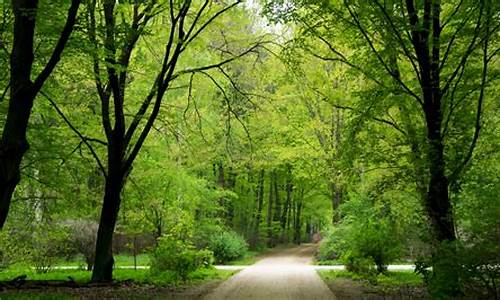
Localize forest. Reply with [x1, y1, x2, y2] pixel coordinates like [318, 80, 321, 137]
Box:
[0, 0, 499, 299]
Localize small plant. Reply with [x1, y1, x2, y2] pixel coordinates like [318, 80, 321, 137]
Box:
[208, 230, 248, 264]
[150, 235, 213, 281]
[29, 225, 70, 273]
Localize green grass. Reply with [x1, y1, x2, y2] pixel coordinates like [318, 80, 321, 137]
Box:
[319, 270, 424, 287]
[0, 268, 236, 299]
[0, 266, 235, 286]
[314, 259, 344, 266]
[53, 254, 150, 268]
[225, 250, 263, 265]
[314, 258, 415, 266]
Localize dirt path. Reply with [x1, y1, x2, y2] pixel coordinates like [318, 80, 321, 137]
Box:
[204, 244, 336, 300]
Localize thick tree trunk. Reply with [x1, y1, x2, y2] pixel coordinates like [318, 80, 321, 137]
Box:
[0, 0, 79, 229]
[92, 144, 125, 282]
[91, 177, 123, 282]
[0, 0, 38, 229]
[425, 109, 455, 242]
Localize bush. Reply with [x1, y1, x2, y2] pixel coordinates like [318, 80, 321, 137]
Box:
[416, 241, 500, 299]
[318, 192, 403, 274]
[208, 230, 248, 264]
[150, 235, 213, 281]
[0, 225, 69, 273]
[317, 229, 341, 261]
[29, 225, 70, 273]
[63, 219, 98, 270]
[0, 231, 19, 269]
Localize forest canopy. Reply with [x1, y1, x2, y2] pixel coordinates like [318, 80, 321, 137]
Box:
[0, 0, 498, 297]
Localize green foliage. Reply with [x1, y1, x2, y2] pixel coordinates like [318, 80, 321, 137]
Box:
[318, 193, 402, 274]
[416, 241, 500, 299]
[0, 225, 70, 273]
[319, 270, 423, 288]
[149, 235, 214, 281]
[208, 230, 248, 264]
[29, 225, 71, 274]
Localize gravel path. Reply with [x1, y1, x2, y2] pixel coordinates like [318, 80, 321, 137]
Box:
[204, 244, 336, 300]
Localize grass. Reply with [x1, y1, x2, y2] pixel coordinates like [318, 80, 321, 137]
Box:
[314, 258, 415, 266]
[319, 269, 424, 288]
[0, 266, 235, 286]
[225, 250, 263, 266]
[314, 259, 344, 266]
[52, 253, 150, 268]
[0, 268, 236, 299]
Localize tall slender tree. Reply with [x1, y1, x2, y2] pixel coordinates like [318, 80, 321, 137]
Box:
[80, 0, 262, 281]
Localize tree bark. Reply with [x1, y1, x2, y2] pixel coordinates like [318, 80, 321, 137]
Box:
[91, 168, 124, 282]
[91, 139, 125, 282]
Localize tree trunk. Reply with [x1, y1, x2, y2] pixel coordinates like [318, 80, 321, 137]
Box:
[273, 171, 281, 224]
[0, 0, 38, 229]
[251, 169, 264, 248]
[281, 171, 292, 242]
[266, 171, 274, 247]
[330, 183, 342, 224]
[92, 148, 124, 282]
[293, 188, 303, 244]
[0, 0, 80, 229]
[425, 108, 455, 242]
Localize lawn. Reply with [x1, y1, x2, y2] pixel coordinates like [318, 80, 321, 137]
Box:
[318, 270, 427, 299]
[0, 266, 235, 286]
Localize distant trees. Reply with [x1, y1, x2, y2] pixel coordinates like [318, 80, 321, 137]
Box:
[266, 0, 499, 246]
[265, 0, 499, 296]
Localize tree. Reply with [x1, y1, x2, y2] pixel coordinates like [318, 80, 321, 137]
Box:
[0, 0, 81, 229]
[78, 0, 263, 281]
[265, 0, 499, 246]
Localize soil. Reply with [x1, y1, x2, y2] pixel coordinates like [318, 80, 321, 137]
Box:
[0, 279, 223, 299]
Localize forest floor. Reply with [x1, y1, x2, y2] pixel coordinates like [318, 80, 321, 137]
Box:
[0, 245, 428, 299]
[204, 244, 336, 300]
[0, 269, 236, 299]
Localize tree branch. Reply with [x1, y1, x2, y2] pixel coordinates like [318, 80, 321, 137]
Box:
[33, 0, 81, 93]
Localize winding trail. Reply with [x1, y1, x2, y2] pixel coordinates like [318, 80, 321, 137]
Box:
[204, 244, 336, 300]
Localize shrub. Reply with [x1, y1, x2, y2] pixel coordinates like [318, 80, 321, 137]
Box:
[317, 229, 341, 261]
[416, 241, 500, 299]
[150, 235, 213, 281]
[0, 231, 20, 269]
[208, 230, 248, 264]
[63, 219, 98, 270]
[0, 225, 69, 273]
[29, 225, 70, 273]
